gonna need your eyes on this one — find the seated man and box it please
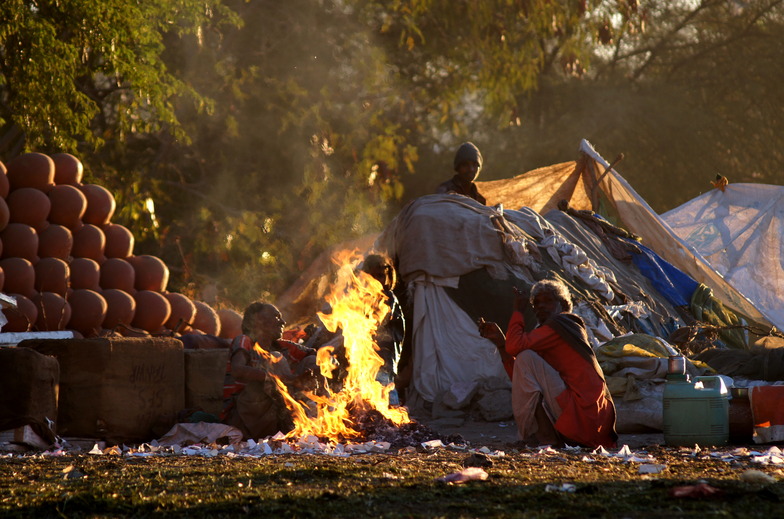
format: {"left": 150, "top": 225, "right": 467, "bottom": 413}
{"left": 435, "top": 141, "right": 487, "bottom": 205}
{"left": 222, "top": 302, "right": 319, "bottom": 439}
{"left": 479, "top": 279, "right": 617, "bottom": 448}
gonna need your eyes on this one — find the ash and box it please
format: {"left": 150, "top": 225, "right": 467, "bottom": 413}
{"left": 354, "top": 409, "right": 464, "bottom": 450}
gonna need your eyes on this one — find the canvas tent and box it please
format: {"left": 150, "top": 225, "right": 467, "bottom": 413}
{"left": 661, "top": 183, "right": 784, "bottom": 332}
{"left": 478, "top": 140, "right": 772, "bottom": 332}
{"left": 276, "top": 140, "right": 775, "bottom": 429}
{"left": 371, "top": 140, "right": 775, "bottom": 408}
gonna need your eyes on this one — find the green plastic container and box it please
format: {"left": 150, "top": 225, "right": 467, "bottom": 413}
{"left": 663, "top": 375, "right": 729, "bottom": 447}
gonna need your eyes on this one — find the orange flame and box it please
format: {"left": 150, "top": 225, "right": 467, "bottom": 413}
{"left": 267, "top": 249, "right": 410, "bottom": 441}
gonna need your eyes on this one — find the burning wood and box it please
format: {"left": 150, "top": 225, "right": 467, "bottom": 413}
{"left": 261, "top": 250, "right": 411, "bottom": 444}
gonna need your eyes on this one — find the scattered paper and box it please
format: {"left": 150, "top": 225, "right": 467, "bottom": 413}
{"left": 545, "top": 483, "right": 576, "bottom": 493}
{"left": 436, "top": 467, "right": 488, "bottom": 484}
{"left": 669, "top": 482, "right": 722, "bottom": 498}
{"left": 638, "top": 464, "right": 666, "bottom": 475}
{"left": 740, "top": 469, "right": 776, "bottom": 485}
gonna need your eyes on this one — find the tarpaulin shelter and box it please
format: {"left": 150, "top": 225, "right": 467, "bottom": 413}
{"left": 661, "top": 183, "right": 784, "bottom": 332}
{"left": 373, "top": 140, "right": 773, "bottom": 405}
{"left": 479, "top": 140, "right": 772, "bottom": 332}
{"left": 278, "top": 140, "right": 774, "bottom": 412}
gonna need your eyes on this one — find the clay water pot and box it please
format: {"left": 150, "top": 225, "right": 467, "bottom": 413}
{"left": 103, "top": 223, "right": 134, "bottom": 258}
{"left": 129, "top": 254, "right": 169, "bottom": 292}
{"left": 99, "top": 258, "right": 135, "bottom": 293}
{"left": 51, "top": 153, "right": 84, "bottom": 186}
{"left": 79, "top": 184, "right": 116, "bottom": 226}
{"left": 131, "top": 290, "right": 171, "bottom": 333}
{"left": 34, "top": 257, "right": 70, "bottom": 296}
{"left": 6, "top": 152, "right": 55, "bottom": 192}
{"left": 0, "top": 264, "right": 4, "bottom": 292}
{"left": 69, "top": 257, "right": 101, "bottom": 291}
{"left": 0, "top": 198, "right": 9, "bottom": 232}
{"left": 0, "top": 161, "right": 9, "bottom": 198}
{"left": 0, "top": 258, "right": 36, "bottom": 298}
{"left": 101, "top": 288, "right": 136, "bottom": 330}
{"left": 67, "top": 288, "right": 107, "bottom": 337}
{"left": 0, "top": 223, "right": 38, "bottom": 262}
{"left": 48, "top": 184, "right": 87, "bottom": 229}
{"left": 2, "top": 293, "right": 37, "bottom": 332}
{"left": 37, "top": 224, "right": 73, "bottom": 260}
{"left": 164, "top": 292, "right": 197, "bottom": 333}
{"left": 7, "top": 187, "right": 51, "bottom": 230}
{"left": 33, "top": 291, "right": 72, "bottom": 331}
{"left": 71, "top": 223, "right": 106, "bottom": 263}
{"left": 192, "top": 301, "right": 221, "bottom": 336}
{"left": 217, "top": 308, "right": 243, "bottom": 339}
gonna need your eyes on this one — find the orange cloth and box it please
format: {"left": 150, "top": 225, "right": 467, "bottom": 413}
{"left": 750, "top": 385, "right": 784, "bottom": 443}
{"left": 506, "top": 311, "right": 616, "bottom": 448}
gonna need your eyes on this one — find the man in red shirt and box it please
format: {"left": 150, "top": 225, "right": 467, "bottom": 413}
{"left": 223, "top": 302, "right": 319, "bottom": 439}
{"left": 479, "top": 280, "right": 617, "bottom": 448}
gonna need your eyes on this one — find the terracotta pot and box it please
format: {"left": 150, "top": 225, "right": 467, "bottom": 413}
{"left": 69, "top": 257, "right": 101, "bottom": 291}
{"left": 217, "top": 308, "right": 243, "bottom": 339}
{"left": 0, "top": 161, "right": 9, "bottom": 198}
{"left": 131, "top": 290, "right": 171, "bottom": 333}
{"left": 0, "top": 258, "right": 36, "bottom": 298}
{"left": 34, "top": 257, "right": 70, "bottom": 296}
{"left": 6, "top": 152, "right": 55, "bottom": 192}
{"left": 67, "top": 288, "right": 107, "bottom": 337}
{"left": 163, "top": 292, "right": 197, "bottom": 333}
{"left": 2, "top": 293, "right": 37, "bottom": 332}
{"left": 37, "top": 224, "right": 73, "bottom": 260}
{"left": 129, "top": 254, "right": 169, "bottom": 292}
{"left": 33, "top": 291, "right": 72, "bottom": 331}
{"left": 71, "top": 223, "right": 106, "bottom": 263}
{"left": 0, "top": 223, "right": 38, "bottom": 262}
{"left": 101, "top": 288, "right": 136, "bottom": 330}
{"left": 192, "top": 301, "right": 221, "bottom": 336}
{"left": 7, "top": 187, "right": 51, "bottom": 230}
{"left": 79, "top": 184, "right": 116, "bottom": 226}
{"left": 103, "top": 223, "right": 134, "bottom": 258}
{"left": 99, "top": 258, "right": 135, "bottom": 293}
{"left": 48, "top": 184, "right": 87, "bottom": 229}
{"left": 0, "top": 264, "right": 4, "bottom": 292}
{"left": 51, "top": 153, "right": 84, "bottom": 186}
{"left": 0, "top": 198, "right": 9, "bottom": 232}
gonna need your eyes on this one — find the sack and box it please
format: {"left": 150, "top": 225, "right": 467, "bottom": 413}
{"left": 184, "top": 349, "right": 228, "bottom": 417}
{"left": 0, "top": 347, "right": 59, "bottom": 443}
{"left": 22, "top": 337, "right": 184, "bottom": 443}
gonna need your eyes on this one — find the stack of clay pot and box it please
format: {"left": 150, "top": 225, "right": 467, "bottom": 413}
{"left": 0, "top": 152, "right": 243, "bottom": 339}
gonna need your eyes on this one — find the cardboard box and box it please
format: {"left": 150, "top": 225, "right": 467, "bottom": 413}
{"left": 22, "top": 337, "right": 184, "bottom": 443}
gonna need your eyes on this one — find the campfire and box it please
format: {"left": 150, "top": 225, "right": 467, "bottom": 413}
{"left": 255, "top": 250, "right": 413, "bottom": 444}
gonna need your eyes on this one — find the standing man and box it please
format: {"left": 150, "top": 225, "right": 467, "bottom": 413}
{"left": 435, "top": 141, "right": 487, "bottom": 205}
{"left": 479, "top": 279, "right": 617, "bottom": 448}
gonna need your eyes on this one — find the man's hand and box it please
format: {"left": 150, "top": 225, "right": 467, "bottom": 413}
{"left": 512, "top": 286, "right": 530, "bottom": 313}
{"left": 477, "top": 317, "right": 506, "bottom": 349}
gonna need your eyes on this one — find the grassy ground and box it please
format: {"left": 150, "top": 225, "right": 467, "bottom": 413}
{"left": 2, "top": 443, "right": 782, "bottom": 518}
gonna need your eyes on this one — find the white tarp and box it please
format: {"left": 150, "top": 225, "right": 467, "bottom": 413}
{"left": 661, "top": 183, "right": 784, "bottom": 332}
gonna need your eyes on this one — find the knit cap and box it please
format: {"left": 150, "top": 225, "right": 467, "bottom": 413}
{"left": 453, "top": 142, "right": 483, "bottom": 171}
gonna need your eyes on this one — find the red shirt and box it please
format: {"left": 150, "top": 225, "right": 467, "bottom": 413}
{"left": 506, "top": 311, "right": 616, "bottom": 448}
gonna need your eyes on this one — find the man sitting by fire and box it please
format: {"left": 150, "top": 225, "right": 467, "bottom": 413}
{"left": 478, "top": 279, "right": 617, "bottom": 448}
{"left": 222, "top": 302, "right": 321, "bottom": 439}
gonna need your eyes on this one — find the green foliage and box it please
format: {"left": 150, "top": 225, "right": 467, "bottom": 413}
{"left": 1, "top": 0, "right": 782, "bottom": 309}
{"left": 0, "top": 0, "right": 237, "bottom": 155}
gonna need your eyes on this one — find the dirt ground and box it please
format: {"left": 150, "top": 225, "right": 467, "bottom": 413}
{"left": 417, "top": 415, "right": 664, "bottom": 450}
